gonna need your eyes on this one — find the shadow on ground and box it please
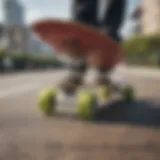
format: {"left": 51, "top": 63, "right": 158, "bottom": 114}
{"left": 53, "top": 99, "right": 160, "bottom": 128}
{"left": 95, "top": 99, "right": 160, "bottom": 127}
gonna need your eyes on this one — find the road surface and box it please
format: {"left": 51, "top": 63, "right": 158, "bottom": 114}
{"left": 0, "top": 67, "right": 160, "bottom": 160}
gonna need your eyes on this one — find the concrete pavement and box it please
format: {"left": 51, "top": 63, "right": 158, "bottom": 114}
{"left": 0, "top": 67, "right": 160, "bottom": 160}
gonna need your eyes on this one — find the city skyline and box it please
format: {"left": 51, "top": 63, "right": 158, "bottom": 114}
{"left": 0, "top": 0, "right": 141, "bottom": 37}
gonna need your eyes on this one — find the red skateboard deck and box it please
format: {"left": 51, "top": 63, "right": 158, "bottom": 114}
{"left": 31, "top": 19, "right": 123, "bottom": 69}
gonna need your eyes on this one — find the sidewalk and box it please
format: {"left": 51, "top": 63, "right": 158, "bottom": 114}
{"left": 116, "top": 64, "right": 160, "bottom": 79}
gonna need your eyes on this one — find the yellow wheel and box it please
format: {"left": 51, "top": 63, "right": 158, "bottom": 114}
{"left": 122, "top": 86, "right": 134, "bottom": 102}
{"left": 77, "top": 90, "right": 97, "bottom": 120}
{"left": 98, "top": 85, "right": 110, "bottom": 102}
{"left": 37, "top": 88, "right": 57, "bottom": 116}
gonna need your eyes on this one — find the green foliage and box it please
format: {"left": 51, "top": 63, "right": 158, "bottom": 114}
{"left": 0, "top": 49, "right": 5, "bottom": 70}
{"left": 0, "top": 49, "right": 5, "bottom": 59}
{"left": 122, "top": 35, "right": 160, "bottom": 66}
{"left": 122, "top": 35, "right": 160, "bottom": 55}
{"left": 0, "top": 52, "right": 63, "bottom": 71}
{"left": 7, "top": 54, "right": 27, "bottom": 69}
{"left": 26, "top": 54, "right": 61, "bottom": 68}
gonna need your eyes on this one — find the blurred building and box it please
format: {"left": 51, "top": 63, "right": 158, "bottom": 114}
{"left": 2, "top": 0, "right": 29, "bottom": 54}
{"left": 3, "top": 0, "right": 24, "bottom": 26}
{"left": 29, "top": 35, "right": 43, "bottom": 54}
{"left": 132, "top": 0, "right": 160, "bottom": 35}
{"left": 2, "top": 0, "right": 50, "bottom": 55}
{"left": 0, "top": 24, "right": 7, "bottom": 49}
{"left": 0, "top": 24, "right": 5, "bottom": 37}
{"left": 27, "top": 32, "right": 53, "bottom": 55}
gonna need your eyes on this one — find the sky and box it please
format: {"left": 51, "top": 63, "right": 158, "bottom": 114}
{"left": 0, "top": 0, "right": 141, "bottom": 37}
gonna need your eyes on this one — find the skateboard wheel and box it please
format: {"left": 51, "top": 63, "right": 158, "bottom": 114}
{"left": 77, "top": 90, "right": 97, "bottom": 120}
{"left": 98, "top": 86, "right": 110, "bottom": 100}
{"left": 37, "top": 88, "right": 57, "bottom": 116}
{"left": 122, "top": 86, "right": 134, "bottom": 102}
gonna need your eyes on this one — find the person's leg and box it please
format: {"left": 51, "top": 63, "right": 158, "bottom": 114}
{"left": 71, "top": 0, "right": 99, "bottom": 27}
{"left": 101, "top": 0, "right": 126, "bottom": 43}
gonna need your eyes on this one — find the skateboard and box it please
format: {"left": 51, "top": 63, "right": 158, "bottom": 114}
{"left": 32, "top": 19, "right": 135, "bottom": 120}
